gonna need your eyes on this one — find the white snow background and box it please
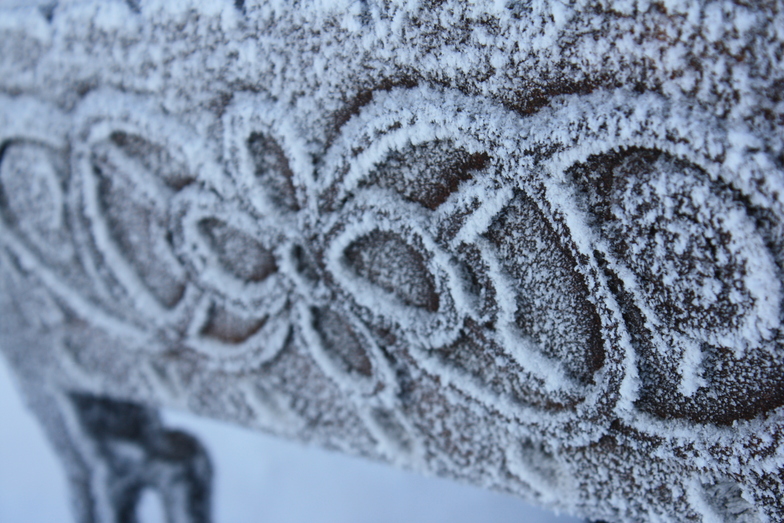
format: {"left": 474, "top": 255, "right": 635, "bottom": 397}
{"left": 0, "top": 357, "right": 583, "bottom": 523}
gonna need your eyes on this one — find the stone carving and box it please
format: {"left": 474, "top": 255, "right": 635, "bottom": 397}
{"left": 1, "top": 0, "right": 783, "bottom": 521}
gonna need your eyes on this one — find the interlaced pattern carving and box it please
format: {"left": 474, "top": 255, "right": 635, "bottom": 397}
{"left": 1, "top": 1, "right": 783, "bottom": 521}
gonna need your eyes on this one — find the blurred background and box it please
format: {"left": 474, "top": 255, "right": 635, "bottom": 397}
{"left": 0, "top": 357, "right": 583, "bottom": 523}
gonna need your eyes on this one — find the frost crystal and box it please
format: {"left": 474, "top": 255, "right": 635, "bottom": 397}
{"left": 1, "top": 0, "right": 783, "bottom": 521}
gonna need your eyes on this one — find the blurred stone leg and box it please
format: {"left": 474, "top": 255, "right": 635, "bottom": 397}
{"left": 19, "top": 383, "right": 212, "bottom": 523}
{"left": 66, "top": 393, "right": 213, "bottom": 523}
{"left": 148, "top": 429, "right": 213, "bottom": 523}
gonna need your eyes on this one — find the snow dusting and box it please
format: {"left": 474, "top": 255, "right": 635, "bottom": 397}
{"left": 1, "top": 0, "right": 783, "bottom": 521}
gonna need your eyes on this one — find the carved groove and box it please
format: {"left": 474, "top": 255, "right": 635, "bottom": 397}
{"left": 199, "top": 302, "right": 267, "bottom": 344}
{"left": 92, "top": 141, "right": 187, "bottom": 309}
{"left": 344, "top": 231, "right": 439, "bottom": 312}
{"left": 109, "top": 132, "right": 191, "bottom": 189}
{"left": 247, "top": 132, "right": 299, "bottom": 211}
{"left": 312, "top": 306, "right": 373, "bottom": 377}
{"left": 362, "top": 141, "right": 489, "bottom": 210}
{"left": 431, "top": 324, "right": 578, "bottom": 410}
{"left": 484, "top": 192, "right": 605, "bottom": 385}
{"left": 198, "top": 218, "right": 277, "bottom": 282}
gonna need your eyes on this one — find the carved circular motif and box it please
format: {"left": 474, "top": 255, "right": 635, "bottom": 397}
{"left": 2, "top": 80, "right": 783, "bottom": 520}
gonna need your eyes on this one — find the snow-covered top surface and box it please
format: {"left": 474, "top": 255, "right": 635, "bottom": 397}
{"left": 0, "top": 0, "right": 783, "bottom": 521}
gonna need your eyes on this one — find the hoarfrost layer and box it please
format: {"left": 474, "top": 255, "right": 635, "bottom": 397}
{"left": 1, "top": 0, "right": 783, "bottom": 521}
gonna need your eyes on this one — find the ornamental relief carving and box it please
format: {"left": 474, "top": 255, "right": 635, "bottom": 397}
{"left": 3, "top": 83, "right": 782, "bottom": 426}
{"left": 2, "top": 80, "right": 783, "bottom": 521}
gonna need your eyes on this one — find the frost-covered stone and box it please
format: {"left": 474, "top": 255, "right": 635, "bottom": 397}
{"left": 1, "top": 0, "right": 783, "bottom": 521}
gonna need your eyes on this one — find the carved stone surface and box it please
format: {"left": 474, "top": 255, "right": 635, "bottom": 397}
{"left": 1, "top": 1, "right": 783, "bottom": 521}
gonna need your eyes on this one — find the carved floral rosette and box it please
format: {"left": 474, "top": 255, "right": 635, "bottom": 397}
{"left": 1, "top": 1, "right": 784, "bottom": 521}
